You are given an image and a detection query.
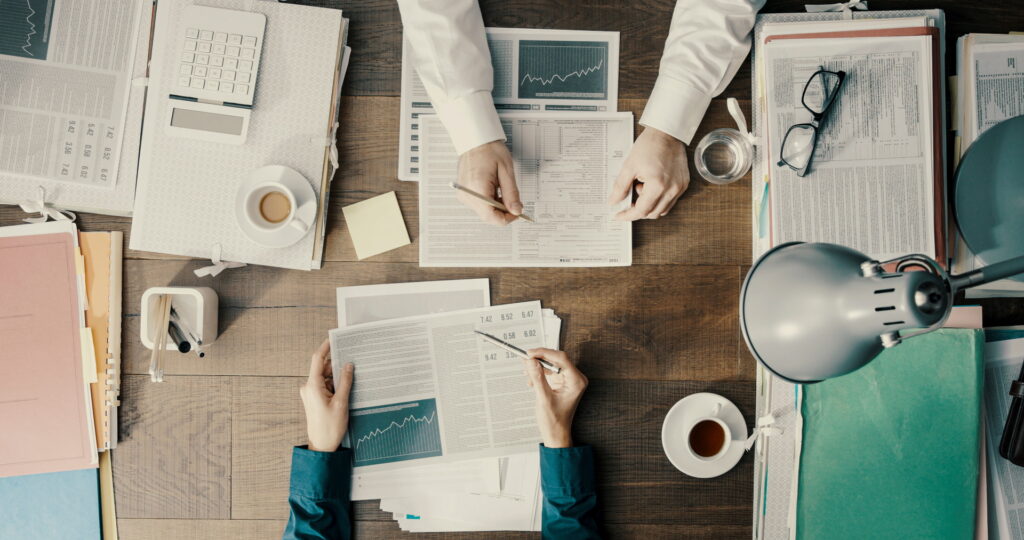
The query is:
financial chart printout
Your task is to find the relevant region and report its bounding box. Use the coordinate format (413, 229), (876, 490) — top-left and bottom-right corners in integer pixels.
(398, 28), (619, 180)
(330, 302), (546, 472)
(0, 0), (142, 188)
(419, 112), (633, 267)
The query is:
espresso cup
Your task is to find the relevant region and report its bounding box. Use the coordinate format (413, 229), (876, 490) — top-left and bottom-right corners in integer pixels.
(685, 404), (732, 461)
(244, 182), (309, 234)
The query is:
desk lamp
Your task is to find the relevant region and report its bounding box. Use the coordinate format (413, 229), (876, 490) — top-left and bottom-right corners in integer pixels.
(740, 242), (1024, 383)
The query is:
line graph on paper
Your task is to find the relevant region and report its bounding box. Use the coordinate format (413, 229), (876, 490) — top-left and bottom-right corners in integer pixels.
(518, 40), (608, 100)
(0, 0), (54, 59)
(350, 399), (443, 466)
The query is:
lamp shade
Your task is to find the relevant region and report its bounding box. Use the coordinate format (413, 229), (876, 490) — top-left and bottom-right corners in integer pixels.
(740, 242), (949, 383)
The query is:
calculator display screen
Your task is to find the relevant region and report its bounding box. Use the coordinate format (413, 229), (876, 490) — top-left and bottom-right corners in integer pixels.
(171, 107), (244, 135)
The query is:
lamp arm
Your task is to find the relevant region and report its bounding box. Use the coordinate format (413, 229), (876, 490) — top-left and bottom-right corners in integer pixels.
(949, 253), (1024, 292)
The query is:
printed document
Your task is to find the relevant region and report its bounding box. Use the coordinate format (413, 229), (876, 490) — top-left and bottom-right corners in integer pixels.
(0, 0), (142, 188)
(764, 35), (937, 261)
(971, 42), (1024, 139)
(330, 302), (546, 472)
(399, 28), (619, 181)
(419, 112), (633, 267)
(983, 338), (1024, 540)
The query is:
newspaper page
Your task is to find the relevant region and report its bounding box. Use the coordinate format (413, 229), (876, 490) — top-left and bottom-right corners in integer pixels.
(983, 338), (1024, 540)
(399, 28), (619, 181)
(0, 0), (141, 188)
(330, 301), (546, 472)
(764, 35), (936, 261)
(419, 112), (632, 267)
(972, 41), (1024, 139)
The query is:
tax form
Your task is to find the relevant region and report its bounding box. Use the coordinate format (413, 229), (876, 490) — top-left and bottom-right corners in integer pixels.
(330, 301), (547, 472)
(399, 28), (619, 181)
(419, 112), (633, 267)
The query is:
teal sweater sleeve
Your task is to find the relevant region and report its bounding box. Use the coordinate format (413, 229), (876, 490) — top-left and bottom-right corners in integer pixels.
(540, 444), (603, 539)
(283, 446), (353, 540)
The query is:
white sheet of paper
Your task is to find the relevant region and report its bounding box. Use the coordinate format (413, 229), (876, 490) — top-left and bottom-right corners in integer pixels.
(330, 302), (546, 472)
(399, 27), (620, 181)
(419, 112), (633, 267)
(763, 33), (937, 261)
(336, 279), (490, 328)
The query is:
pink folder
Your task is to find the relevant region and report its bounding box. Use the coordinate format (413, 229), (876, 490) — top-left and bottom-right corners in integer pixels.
(0, 232), (97, 477)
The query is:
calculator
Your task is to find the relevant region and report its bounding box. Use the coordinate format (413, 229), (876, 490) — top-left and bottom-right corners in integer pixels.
(166, 6), (266, 144)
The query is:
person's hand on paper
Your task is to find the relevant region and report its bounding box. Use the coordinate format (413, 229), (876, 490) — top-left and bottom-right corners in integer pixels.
(457, 140), (523, 225)
(609, 126), (690, 220)
(523, 348), (588, 448)
(300, 339), (354, 453)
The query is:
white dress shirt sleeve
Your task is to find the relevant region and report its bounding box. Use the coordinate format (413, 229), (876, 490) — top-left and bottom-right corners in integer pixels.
(640, 0), (766, 145)
(397, 0), (505, 155)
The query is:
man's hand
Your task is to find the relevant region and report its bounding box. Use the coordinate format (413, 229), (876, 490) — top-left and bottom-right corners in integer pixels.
(457, 140), (522, 225)
(609, 127), (690, 220)
(522, 348), (589, 449)
(300, 339), (354, 453)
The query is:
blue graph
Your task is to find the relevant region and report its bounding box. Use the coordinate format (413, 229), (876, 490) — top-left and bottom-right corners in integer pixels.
(0, 0), (53, 59)
(518, 40), (608, 100)
(350, 399), (442, 466)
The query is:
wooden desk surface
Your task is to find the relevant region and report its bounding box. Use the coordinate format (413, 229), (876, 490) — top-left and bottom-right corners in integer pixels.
(1, 1), (1022, 538)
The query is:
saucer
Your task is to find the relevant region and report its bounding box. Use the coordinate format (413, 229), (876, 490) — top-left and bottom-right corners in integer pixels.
(661, 392), (747, 478)
(235, 165), (318, 248)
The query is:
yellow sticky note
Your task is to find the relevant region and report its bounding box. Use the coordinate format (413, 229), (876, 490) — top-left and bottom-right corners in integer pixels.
(342, 191), (411, 260)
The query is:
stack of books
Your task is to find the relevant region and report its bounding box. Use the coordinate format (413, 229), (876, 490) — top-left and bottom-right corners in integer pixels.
(0, 221), (123, 540)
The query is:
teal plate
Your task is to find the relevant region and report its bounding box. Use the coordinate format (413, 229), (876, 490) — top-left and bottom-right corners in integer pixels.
(954, 114), (1024, 281)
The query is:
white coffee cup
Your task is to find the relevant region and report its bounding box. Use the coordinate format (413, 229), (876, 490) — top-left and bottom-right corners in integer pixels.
(243, 181), (309, 234)
(685, 403), (734, 462)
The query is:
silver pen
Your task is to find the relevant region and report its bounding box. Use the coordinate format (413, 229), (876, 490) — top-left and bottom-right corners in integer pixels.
(473, 330), (561, 374)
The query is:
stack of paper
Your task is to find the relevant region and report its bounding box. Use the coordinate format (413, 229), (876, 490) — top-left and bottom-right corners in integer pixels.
(334, 279), (560, 532)
(951, 34), (1024, 297)
(749, 16), (948, 536)
(130, 1), (352, 270)
(401, 27), (634, 268)
(0, 221), (123, 538)
(750, 11), (947, 265)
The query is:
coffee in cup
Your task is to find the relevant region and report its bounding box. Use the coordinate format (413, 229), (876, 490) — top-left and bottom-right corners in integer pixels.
(685, 405), (733, 461)
(244, 182), (309, 234)
(259, 190), (292, 223)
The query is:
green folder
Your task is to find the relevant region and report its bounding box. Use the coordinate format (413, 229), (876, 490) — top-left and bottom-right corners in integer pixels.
(797, 329), (983, 539)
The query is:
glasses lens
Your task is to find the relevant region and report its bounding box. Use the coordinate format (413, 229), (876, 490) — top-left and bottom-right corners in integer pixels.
(803, 71), (841, 114)
(781, 124), (816, 170)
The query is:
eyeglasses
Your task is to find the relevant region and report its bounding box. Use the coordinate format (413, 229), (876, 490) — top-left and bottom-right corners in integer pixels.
(777, 68), (847, 177)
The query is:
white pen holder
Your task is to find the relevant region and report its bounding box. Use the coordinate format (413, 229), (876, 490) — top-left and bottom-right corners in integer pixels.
(141, 287), (218, 350)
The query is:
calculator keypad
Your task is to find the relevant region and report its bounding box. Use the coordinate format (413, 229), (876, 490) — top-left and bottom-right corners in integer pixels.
(179, 27), (259, 99)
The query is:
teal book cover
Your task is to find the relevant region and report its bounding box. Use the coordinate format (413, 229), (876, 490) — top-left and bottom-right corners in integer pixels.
(797, 329), (983, 539)
(0, 468), (102, 539)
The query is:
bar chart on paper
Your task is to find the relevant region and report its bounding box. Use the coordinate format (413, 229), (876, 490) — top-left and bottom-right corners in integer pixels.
(0, 0), (53, 59)
(350, 399), (443, 467)
(518, 40), (609, 100)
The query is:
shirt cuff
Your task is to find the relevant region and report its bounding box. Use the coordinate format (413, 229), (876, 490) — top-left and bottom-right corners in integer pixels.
(434, 90), (506, 155)
(539, 444), (597, 496)
(639, 76), (713, 145)
(289, 446), (353, 500)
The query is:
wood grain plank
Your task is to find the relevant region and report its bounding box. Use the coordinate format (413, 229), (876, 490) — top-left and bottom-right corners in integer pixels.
(114, 375), (233, 519)
(120, 260), (748, 381)
(229, 378), (752, 526)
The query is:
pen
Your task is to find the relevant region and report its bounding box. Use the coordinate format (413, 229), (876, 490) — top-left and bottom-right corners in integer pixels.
(473, 330), (560, 374)
(449, 182), (535, 223)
